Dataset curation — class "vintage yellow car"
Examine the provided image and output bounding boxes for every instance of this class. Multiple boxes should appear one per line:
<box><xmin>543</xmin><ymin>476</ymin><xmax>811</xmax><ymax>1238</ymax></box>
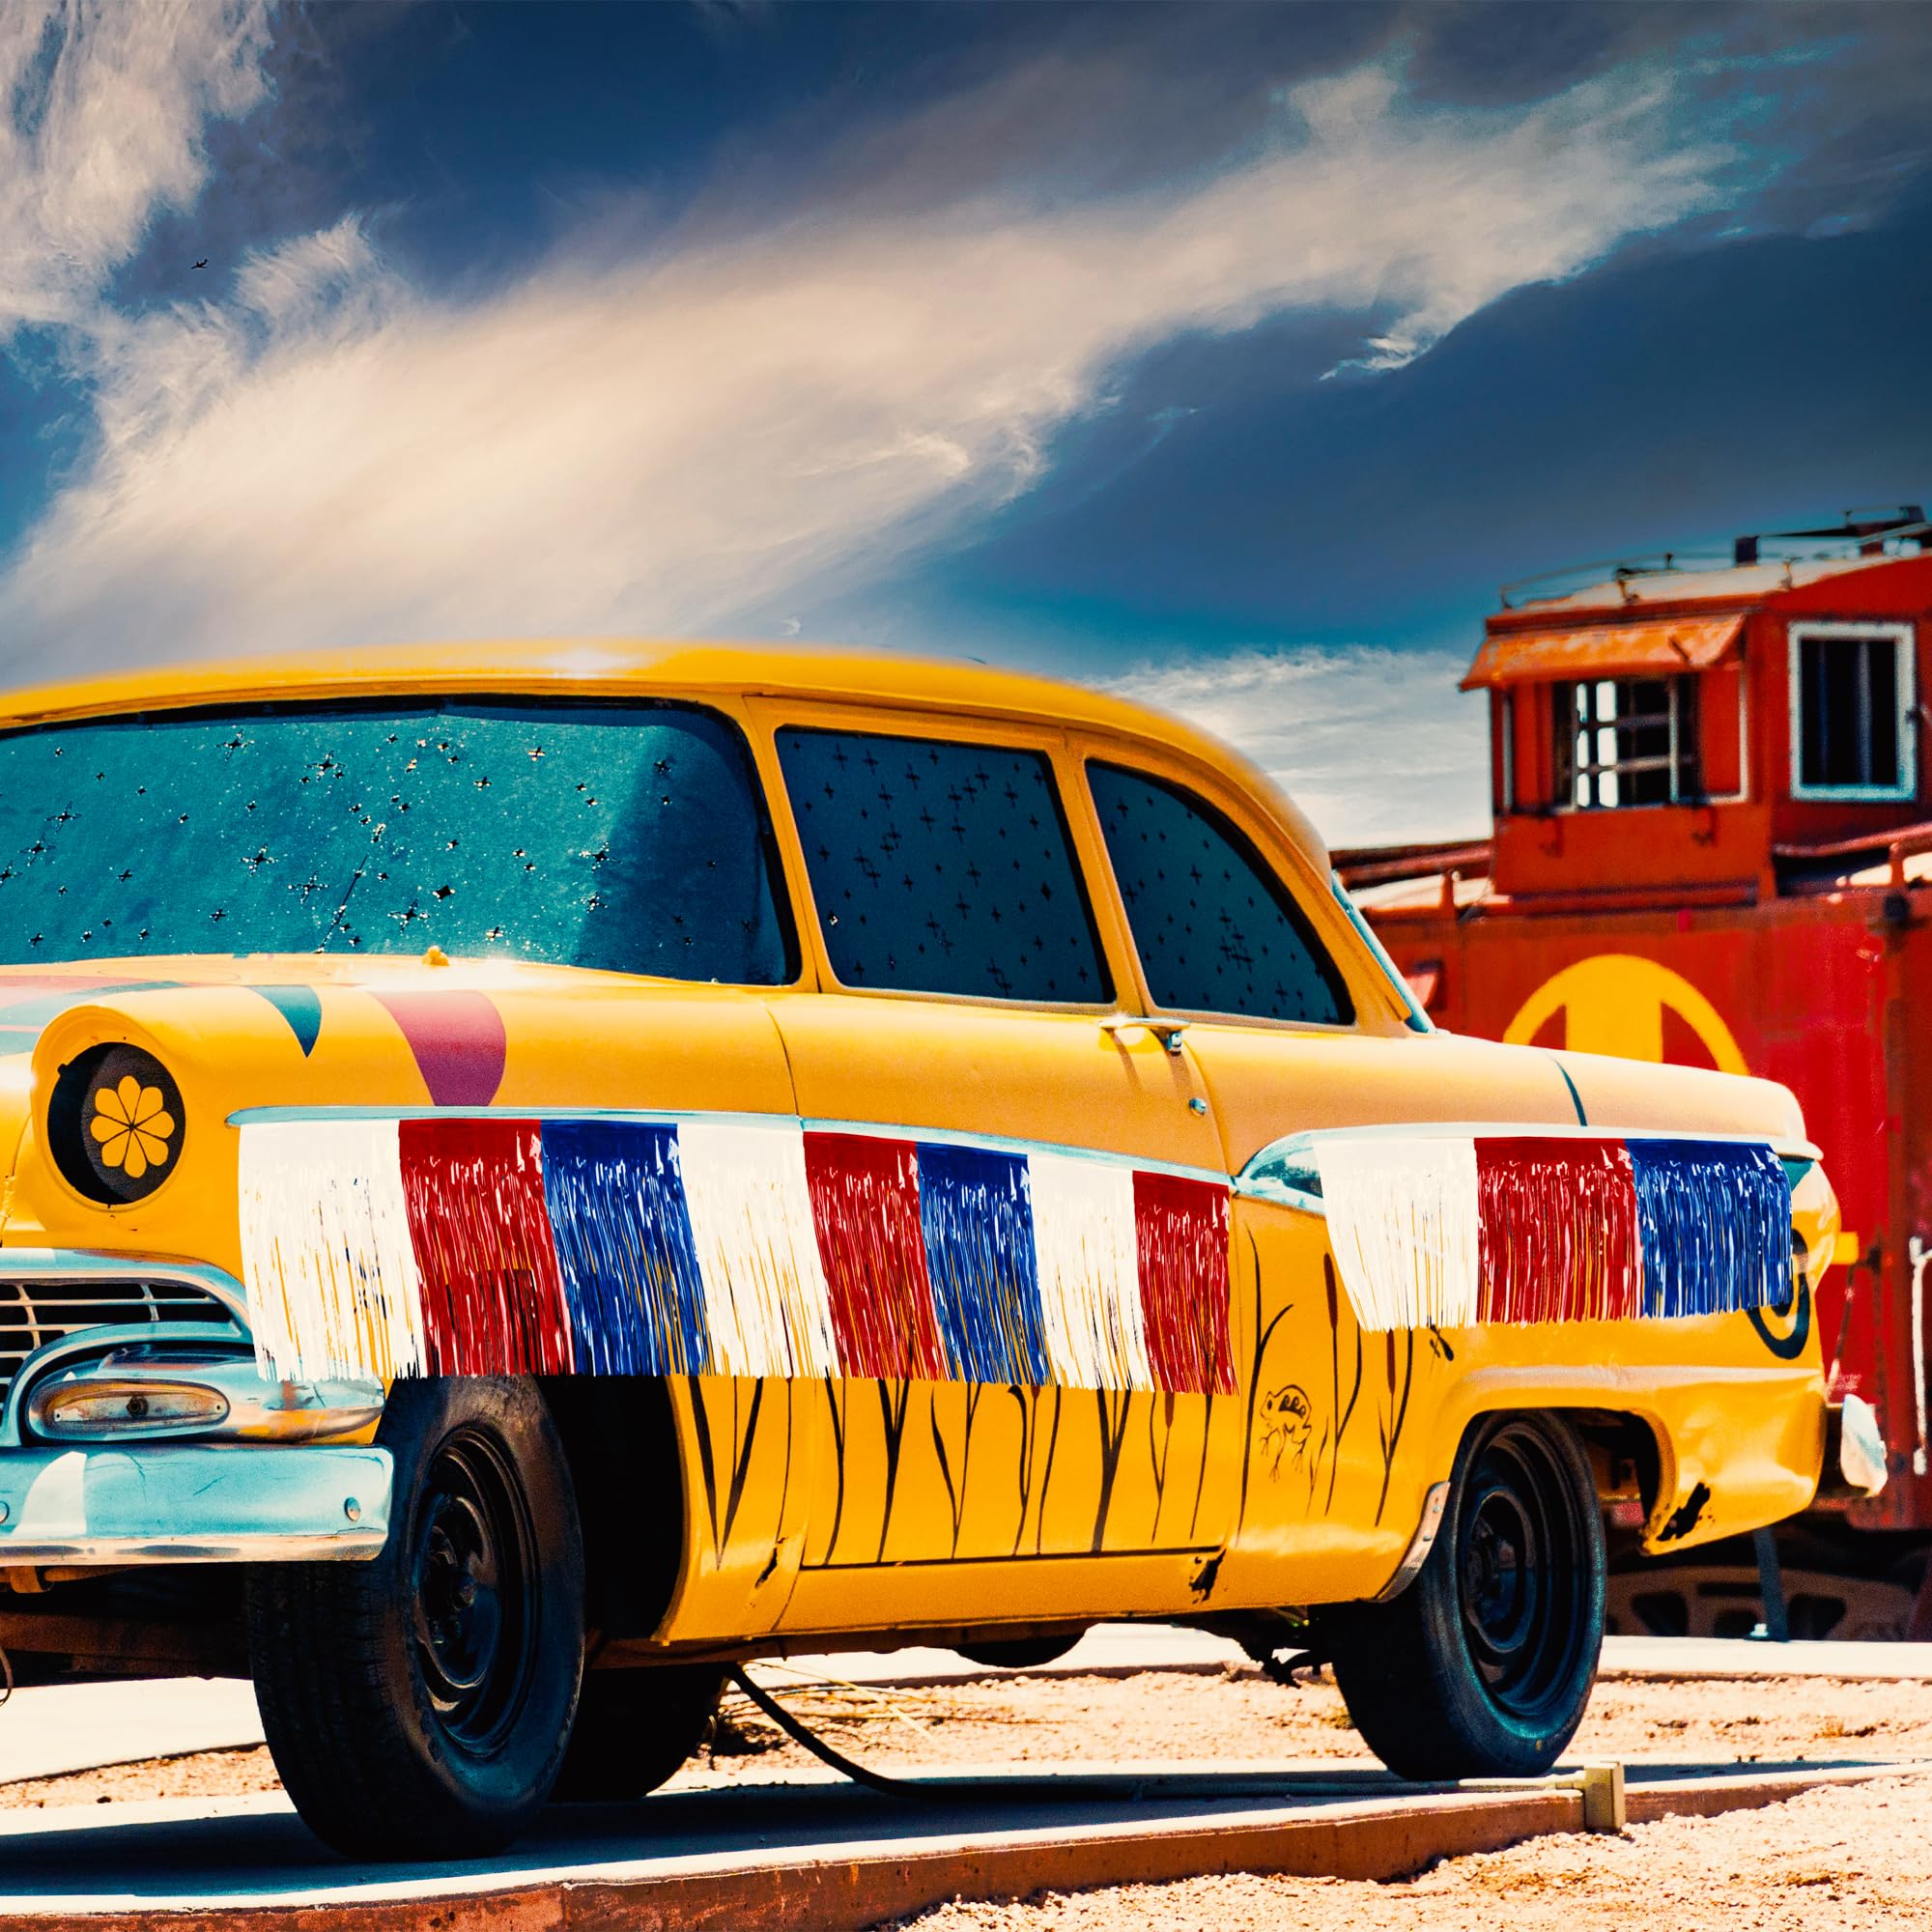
<box><xmin>0</xmin><ymin>643</ymin><xmax>1877</xmax><ymax>1858</ymax></box>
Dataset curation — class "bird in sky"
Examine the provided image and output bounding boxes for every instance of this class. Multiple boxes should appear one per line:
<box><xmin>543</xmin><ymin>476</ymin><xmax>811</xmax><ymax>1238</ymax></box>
<box><xmin>191</xmin><ymin>258</ymin><xmax>208</xmax><ymax>270</ymax></box>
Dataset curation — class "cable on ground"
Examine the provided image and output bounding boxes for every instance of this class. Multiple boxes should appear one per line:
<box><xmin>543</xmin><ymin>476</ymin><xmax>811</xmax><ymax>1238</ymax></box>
<box><xmin>726</xmin><ymin>1665</ymin><xmax>944</xmax><ymax>1803</ymax></box>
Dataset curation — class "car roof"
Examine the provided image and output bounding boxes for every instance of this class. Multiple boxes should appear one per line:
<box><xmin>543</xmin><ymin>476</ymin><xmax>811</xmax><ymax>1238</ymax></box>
<box><xmin>0</xmin><ymin>639</ymin><xmax>1332</xmax><ymax>875</ymax></box>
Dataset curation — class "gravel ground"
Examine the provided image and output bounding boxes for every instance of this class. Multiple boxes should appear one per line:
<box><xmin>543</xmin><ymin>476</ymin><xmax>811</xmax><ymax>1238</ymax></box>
<box><xmin>682</xmin><ymin>1665</ymin><xmax>1932</xmax><ymax>1776</ymax></box>
<box><xmin>0</xmin><ymin>1747</ymin><xmax>284</xmax><ymax>1811</ymax></box>
<box><xmin>883</xmin><ymin>1773</ymin><xmax>1932</xmax><ymax>1931</ymax></box>
<box><xmin>6</xmin><ymin>1664</ymin><xmax>1932</xmax><ymax>1926</ymax></box>
<box><xmin>12</xmin><ymin>1663</ymin><xmax>1932</xmax><ymax>1811</ymax></box>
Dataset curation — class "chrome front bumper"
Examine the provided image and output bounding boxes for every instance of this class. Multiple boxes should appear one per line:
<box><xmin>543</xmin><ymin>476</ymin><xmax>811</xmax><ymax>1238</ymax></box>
<box><xmin>0</xmin><ymin>1443</ymin><xmax>392</xmax><ymax>1565</ymax></box>
<box><xmin>0</xmin><ymin>1246</ymin><xmax>393</xmax><ymax>1566</ymax></box>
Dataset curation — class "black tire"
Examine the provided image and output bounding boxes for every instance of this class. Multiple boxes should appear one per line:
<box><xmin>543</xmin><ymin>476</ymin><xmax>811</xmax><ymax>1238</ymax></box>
<box><xmin>552</xmin><ymin>1663</ymin><xmax>725</xmax><ymax>1802</ymax></box>
<box><xmin>245</xmin><ymin>1377</ymin><xmax>585</xmax><ymax>1860</ymax></box>
<box><xmin>1321</xmin><ymin>1410</ymin><xmax>1604</xmax><ymax>1780</ymax></box>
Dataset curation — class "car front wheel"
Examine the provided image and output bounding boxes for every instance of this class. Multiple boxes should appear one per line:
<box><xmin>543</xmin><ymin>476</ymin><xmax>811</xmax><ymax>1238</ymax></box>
<box><xmin>1321</xmin><ymin>1409</ymin><xmax>1605</xmax><ymax>1780</ymax></box>
<box><xmin>246</xmin><ymin>1377</ymin><xmax>585</xmax><ymax>1860</ymax></box>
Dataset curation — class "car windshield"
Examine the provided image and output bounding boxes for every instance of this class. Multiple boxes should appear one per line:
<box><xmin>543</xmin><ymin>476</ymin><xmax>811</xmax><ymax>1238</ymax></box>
<box><xmin>0</xmin><ymin>697</ymin><xmax>794</xmax><ymax>981</ymax></box>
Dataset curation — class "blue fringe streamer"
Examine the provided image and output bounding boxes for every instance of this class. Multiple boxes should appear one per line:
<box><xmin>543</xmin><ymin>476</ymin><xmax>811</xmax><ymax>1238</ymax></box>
<box><xmin>1628</xmin><ymin>1139</ymin><xmax>1792</xmax><ymax>1320</ymax></box>
<box><xmin>917</xmin><ymin>1143</ymin><xmax>1049</xmax><ymax>1384</ymax></box>
<box><xmin>541</xmin><ymin>1121</ymin><xmax>710</xmax><ymax>1373</ymax></box>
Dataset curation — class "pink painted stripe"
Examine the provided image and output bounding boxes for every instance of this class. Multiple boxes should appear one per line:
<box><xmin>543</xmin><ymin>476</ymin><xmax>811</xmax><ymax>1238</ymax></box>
<box><xmin>376</xmin><ymin>991</ymin><xmax>508</xmax><ymax>1107</ymax></box>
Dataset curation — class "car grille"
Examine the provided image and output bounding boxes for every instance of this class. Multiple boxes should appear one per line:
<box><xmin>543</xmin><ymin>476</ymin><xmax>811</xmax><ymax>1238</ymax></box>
<box><xmin>0</xmin><ymin>1276</ymin><xmax>236</xmax><ymax>1412</ymax></box>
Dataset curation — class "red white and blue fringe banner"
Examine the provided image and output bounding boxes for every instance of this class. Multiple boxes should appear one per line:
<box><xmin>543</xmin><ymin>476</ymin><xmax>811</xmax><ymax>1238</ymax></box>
<box><xmin>239</xmin><ymin>1118</ymin><xmax>1794</xmax><ymax>1384</ymax></box>
<box><xmin>237</xmin><ymin>1118</ymin><xmax>1235</xmax><ymax>1395</ymax></box>
<box><xmin>1316</xmin><ymin>1132</ymin><xmax>1793</xmax><ymax>1333</ymax></box>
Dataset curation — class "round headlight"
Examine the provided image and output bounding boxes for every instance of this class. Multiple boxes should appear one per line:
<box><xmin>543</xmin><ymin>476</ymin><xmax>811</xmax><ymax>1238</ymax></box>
<box><xmin>48</xmin><ymin>1042</ymin><xmax>186</xmax><ymax>1205</ymax></box>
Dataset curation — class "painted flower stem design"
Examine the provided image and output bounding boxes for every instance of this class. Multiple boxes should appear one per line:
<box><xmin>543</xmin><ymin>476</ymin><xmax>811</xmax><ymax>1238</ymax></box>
<box><xmin>1376</xmin><ymin>1327</ymin><xmax>1416</xmax><ymax>1526</ymax></box>
<box><xmin>1326</xmin><ymin>1255</ymin><xmax>1365</xmax><ymax>1515</ymax></box>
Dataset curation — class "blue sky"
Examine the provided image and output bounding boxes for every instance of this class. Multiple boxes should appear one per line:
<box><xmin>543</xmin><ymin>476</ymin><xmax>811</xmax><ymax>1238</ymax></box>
<box><xmin>2</xmin><ymin>2</ymin><xmax>1929</xmax><ymax>843</ymax></box>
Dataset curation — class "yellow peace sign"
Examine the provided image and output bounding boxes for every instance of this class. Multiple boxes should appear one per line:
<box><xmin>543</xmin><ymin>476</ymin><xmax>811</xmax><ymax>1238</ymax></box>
<box><xmin>1502</xmin><ymin>954</ymin><xmax>1747</xmax><ymax>1074</ymax></box>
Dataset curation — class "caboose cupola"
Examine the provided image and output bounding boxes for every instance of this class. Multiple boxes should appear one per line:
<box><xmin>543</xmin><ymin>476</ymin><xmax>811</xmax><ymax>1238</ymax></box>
<box><xmin>1467</xmin><ymin>508</ymin><xmax>1932</xmax><ymax>903</ymax></box>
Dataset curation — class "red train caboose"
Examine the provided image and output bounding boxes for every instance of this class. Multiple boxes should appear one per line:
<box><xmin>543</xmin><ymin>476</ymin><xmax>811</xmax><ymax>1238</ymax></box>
<box><xmin>1342</xmin><ymin>507</ymin><xmax>1932</xmax><ymax>1639</ymax></box>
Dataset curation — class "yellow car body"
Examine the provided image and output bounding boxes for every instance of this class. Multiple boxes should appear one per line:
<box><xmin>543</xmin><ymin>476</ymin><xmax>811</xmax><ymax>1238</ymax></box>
<box><xmin>0</xmin><ymin>641</ymin><xmax>1845</xmax><ymax>1664</ymax></box>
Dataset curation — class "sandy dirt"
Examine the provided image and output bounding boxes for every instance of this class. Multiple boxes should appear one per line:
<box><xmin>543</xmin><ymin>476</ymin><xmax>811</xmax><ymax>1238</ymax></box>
<box><xmin>7</xmin><ymin>1663</ymin><xmax>1932</xmax><ymax>1807</ymax></box>
<box><xmin>882</xmin><ymin>1774</ymin><xmax>1932</xmax><ymax>1931</ymax></box>
<box><xmin>7</xmin><ymin>1664</ymin><xmax>1932</xmax><ymax>1927</ymax></box>
<box><xmin>0</xmin><ymin>1745</ymin><xmax>283</xmax><ymax>1810</ymax></box>
<box><xmin>681</xmin><ymin>1664</ymin><xmax>1932</xmax><ymax>1777</ymax></box>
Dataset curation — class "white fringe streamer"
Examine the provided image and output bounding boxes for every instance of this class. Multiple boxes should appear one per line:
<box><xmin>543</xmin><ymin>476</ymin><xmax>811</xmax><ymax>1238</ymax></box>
<box><xmin>1317</xmin><ymin>1135</ymin><xmax>1481</xmax><ymax>1332</ymax></box>
<box><xmin>238</xmin><ymin>1119</ymin><xmax>427</xmax><ymax>1384</ymax></box>
<box><xmin>677</xmin><ymin>1119</ymin><xmax>838</xmax><ymax>1378</ymax></box>
<box><xmin>1028</xmin><ymin>1151</ymin><xmax>1154</xmax><ymax>1391</ymax></box>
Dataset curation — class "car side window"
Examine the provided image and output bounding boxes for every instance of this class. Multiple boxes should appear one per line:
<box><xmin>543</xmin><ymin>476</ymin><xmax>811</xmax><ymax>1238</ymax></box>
<box><xmin>1089</xmin><ymin>761</ymin><xmax>1352</xmax><ymax>1025</ymax></box>
<box><xmin>776</xmin><ymin>726</ymin><xmax>1111</xmax><ymax>1003</ymax></box>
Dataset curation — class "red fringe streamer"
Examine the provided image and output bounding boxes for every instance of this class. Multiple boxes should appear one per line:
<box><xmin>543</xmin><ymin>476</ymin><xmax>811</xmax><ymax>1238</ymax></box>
<box><xmin>801</xmin><ymin>1131</ymin><xmax>948</xmax><ymax>1381</ymax></box>
<box><xmin>1476</xmin><ymin>1138</ymin><xmax>1640</xmax><ymax>1325</ymax></box>
<box><xmin>399</xmin><ymin>1118</ymin><xmax>575</xmax><ymax>1375</ymax></box>
<box><xmin>1132</xmin><ymin>1172</ymin><xmax>1235</xmax><ymax>1395</ymax></box>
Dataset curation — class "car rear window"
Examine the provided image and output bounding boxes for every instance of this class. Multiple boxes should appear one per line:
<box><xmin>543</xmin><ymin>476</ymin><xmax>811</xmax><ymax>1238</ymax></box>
<box><xmin>1089</xmin><ymin>761</ymin><xmax>1350</xmax><ymax>1025</ymax></box>
<box><xmin>0</xmin><ymin>698</ymin><xmax>795</xmax><ymax>981</ymax></box>
<box><xmin>776</xmin><ymin>725</ymin><xmax>1110</xmax><ymax>1003</ymax></box>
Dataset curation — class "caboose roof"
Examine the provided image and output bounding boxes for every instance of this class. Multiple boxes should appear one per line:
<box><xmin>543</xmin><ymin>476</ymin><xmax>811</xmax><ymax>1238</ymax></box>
<box><xmin>1506</xmin><ymin>550</ymin><xmax>1891</xmax><ymax>619</ymax></box>
<box><xmin>1465</xmin><ymin>551</ymin><xmax>1932</xmax><ymax>690</ymax></box>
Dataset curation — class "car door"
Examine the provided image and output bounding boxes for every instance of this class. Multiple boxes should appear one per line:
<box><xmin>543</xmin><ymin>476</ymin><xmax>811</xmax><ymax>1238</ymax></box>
<box><xmin>1072</xmin><ymin>744</ymin><xmax>1455</xmax><ymax>1597</ymax></box>
<box><xmin>747</xmin><ymin>701</ymin><xmax>1236</xmax><ymax>1636</ymax></box>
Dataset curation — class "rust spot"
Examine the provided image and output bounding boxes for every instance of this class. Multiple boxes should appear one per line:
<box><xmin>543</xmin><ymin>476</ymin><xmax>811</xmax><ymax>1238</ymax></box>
<box><xmin>1657</xmin><ymin>1479</ymin><xmax>1712</xmax><ymax>1543</ymax></box>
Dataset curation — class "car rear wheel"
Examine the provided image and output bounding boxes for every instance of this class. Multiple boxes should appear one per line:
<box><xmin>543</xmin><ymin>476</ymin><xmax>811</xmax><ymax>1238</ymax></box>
<box><xmin>1321</xmin><ymin>1410</ymin><xmax>1604</xmax><ymax>1780</ymax></box>
<box><xmin>245</xmin><ymin>1377</ymin><xmax>584</xmax><ymax>1860</ymax></box>
<box><xmin>552</xmin><ymin>1663</ymin><xmax>726</xmax><ymax>1802</ymax></box>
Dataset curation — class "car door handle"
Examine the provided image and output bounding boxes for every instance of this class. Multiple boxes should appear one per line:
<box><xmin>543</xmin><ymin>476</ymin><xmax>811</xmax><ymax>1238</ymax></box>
<box><xmin>1099</xmin><ymin>1015</ymin><xmax>1188</xmax><ymax>1055</ymax></box>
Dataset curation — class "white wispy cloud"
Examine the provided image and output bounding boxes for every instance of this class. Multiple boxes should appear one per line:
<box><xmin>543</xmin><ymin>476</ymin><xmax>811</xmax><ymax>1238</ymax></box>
<box><xmin>0</xmin><ymin>0</ymin><xmax>271</xmax><ymax>338</ymax></box>
<box><xmin>1108</xmin><ymin>645</ymin><xmax>1490</xmax><ymax>850</ymax></box>
<box><xmin>0</xmin><ymin>42</ymin><xmax>1744</xmax><ymax>677</ymax></box>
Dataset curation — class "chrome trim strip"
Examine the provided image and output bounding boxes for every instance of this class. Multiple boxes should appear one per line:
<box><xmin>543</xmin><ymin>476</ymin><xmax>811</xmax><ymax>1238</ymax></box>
<box><xmin>0</xmin><ymin>1442</ymin><xmax>391</xmax><ymax>1566</ymax></box>
<box><xmin>798</xmin><ymin>1118</ymin><xmax>1227</xmax><ymax>1186</ymax></box>
<box><xmin>1236</xmin><ymin>1123</ymin><xmax>1819</xmax><ymax>1204</ymax></box>
<box><xmin>1333</xmin><ymin>871</ymin><xmax>1435</xmax><ymax>1035</ymax></box>
<box><xmin>1374</xmin><ymin>1478</ymin><xmax>1449</xmax><ymax>1602</ymax></box>
<box><xmin>228</xmin><ymin>1103</ymin><xmax>793</xmax><ymax>1131</ymax></box>
<box><xmin>1242</xmin><ymin>1122</ymin><xmax>1813</xmax><ymax>1152</ymax></box>
<box><xmin>225</xmin><ymin>1108</ymin><xmax>1235</xmax><ymax>1188</ymax></box>
<box><xmin>1236</xmin><ymin>1177</ymin><xmax>1325</xmax><ymax>1214</ymax></box>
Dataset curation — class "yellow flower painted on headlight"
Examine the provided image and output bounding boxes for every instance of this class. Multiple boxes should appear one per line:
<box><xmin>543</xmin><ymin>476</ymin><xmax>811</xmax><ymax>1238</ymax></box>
<box><xmin>90</xmin><ymin>1075</ymin><xmax>176</xmax><ymax>1180</ymax></box>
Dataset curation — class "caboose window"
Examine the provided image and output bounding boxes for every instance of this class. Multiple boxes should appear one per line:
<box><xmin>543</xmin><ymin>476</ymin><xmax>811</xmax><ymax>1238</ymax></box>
<box><xmin>1790</xmin><ymin>621</ymin><xmax>1916</xmax><ymax>801</ymax></box>
<box><xmin>1555</xmin><ymin>675</ymin><xmax>1699</xmax><ymax>810</ymax></box>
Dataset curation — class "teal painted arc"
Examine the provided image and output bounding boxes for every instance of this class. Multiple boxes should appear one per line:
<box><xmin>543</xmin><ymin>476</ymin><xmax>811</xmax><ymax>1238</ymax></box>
<box><xmin>251</xmin><ymin>984</ymin><xmax>324</xmax><ymax>1057</ymax></box>
<box><xmin>1550</xmin><ymin>1056</ymin><xmax>1588</xmax><ymax>1126</ymax></box>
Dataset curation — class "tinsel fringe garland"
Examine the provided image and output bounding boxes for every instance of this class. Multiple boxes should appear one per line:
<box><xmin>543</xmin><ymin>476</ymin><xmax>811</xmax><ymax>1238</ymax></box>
<box><xmin>240</xmin><ymin>1115</ymin><xmax>1234</xmax><ymax>1393</ymax></box>
<box><xmin>1318</xmin><ymin>1132</ymin><xmax>1793</xmax><ymax>1333</ymax></box>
